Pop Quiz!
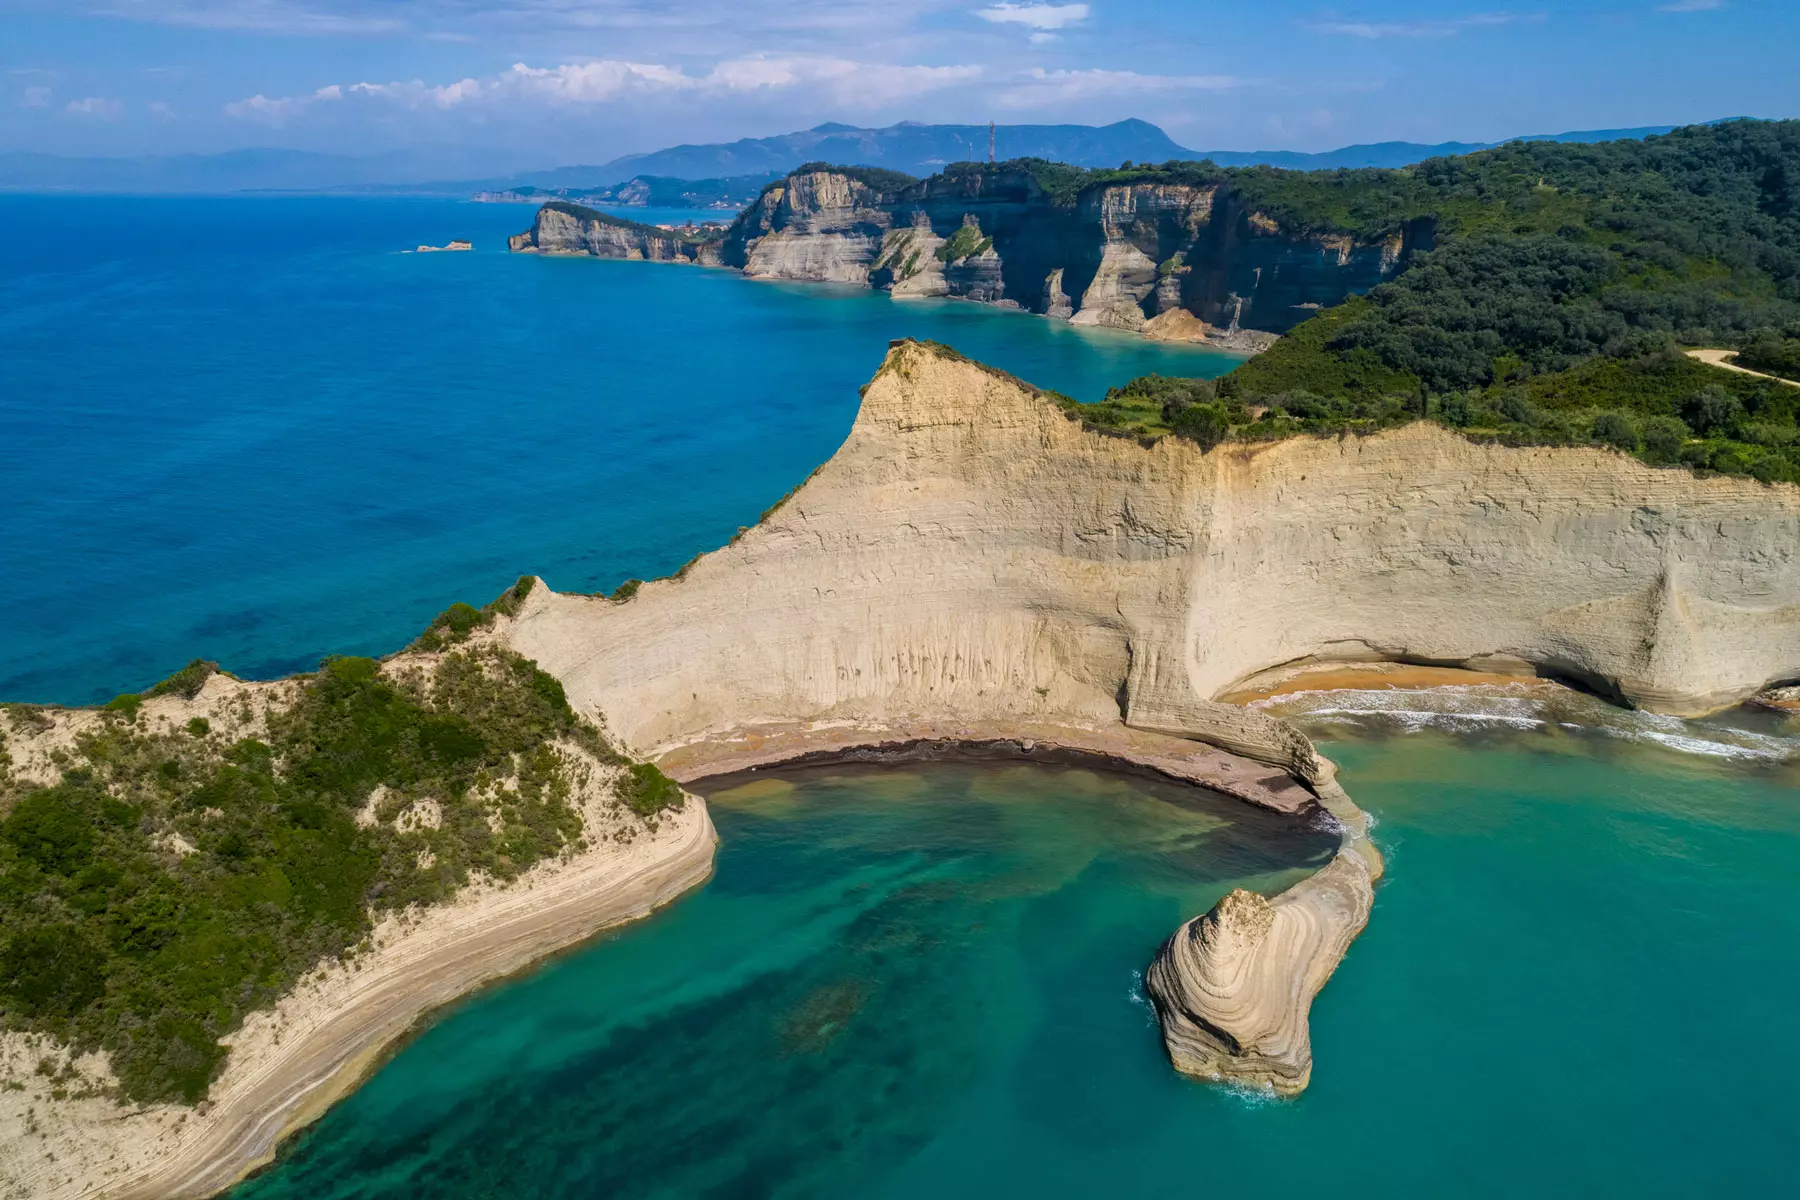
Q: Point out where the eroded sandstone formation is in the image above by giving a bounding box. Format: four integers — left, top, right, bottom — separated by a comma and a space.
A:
502, 340, 1800, 1092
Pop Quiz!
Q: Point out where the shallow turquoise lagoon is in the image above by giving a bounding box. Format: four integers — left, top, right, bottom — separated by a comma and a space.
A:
0, 195, 1235, 705
232, 705, 1800, 1200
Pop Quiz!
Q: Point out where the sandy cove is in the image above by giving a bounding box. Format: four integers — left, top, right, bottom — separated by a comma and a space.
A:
660, 715, 1324, 815
0, 797, 716, 1200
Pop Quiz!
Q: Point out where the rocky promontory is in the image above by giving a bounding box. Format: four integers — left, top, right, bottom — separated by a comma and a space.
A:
511, 162, 1434, 343
712, 164, 1430, 338
507, 201, 721, 264
499, 339, 1798, 1093
11, 340, 1798, 1199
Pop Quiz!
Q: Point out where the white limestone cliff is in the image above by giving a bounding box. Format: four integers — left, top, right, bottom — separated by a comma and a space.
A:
502, 339, 1800, 1092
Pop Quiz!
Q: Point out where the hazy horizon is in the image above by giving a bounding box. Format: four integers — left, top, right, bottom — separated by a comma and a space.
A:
3, 1, 1795, 171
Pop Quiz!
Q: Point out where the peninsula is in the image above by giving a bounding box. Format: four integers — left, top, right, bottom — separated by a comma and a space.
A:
4, 338, 1798, 1196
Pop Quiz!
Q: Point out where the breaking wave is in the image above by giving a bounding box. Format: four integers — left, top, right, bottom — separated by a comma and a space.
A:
1255, 682, 1799, 763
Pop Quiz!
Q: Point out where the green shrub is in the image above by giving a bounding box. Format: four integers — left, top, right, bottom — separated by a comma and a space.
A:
1640, 416, 1690, 462
1682, 385, 1747, 437
1169, 403, 1231, 449
143, 660, 217, 701
615, 762, 683, 818
102, 693, 142, 721
1593, 410, 1639, 450
413, 577, 536, 650
1735, 331, 1800, 382
935, 224, 986, 263
0, 644, 653, 1106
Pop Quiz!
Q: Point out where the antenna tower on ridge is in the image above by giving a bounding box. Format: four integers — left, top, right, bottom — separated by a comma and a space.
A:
988, 120, 995, 164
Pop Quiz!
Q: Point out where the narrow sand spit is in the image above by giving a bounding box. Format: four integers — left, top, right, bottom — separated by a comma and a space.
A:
0, 799, 716, 1200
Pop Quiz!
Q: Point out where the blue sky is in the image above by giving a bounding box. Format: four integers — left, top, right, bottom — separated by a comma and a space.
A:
2, 0, 1794, 166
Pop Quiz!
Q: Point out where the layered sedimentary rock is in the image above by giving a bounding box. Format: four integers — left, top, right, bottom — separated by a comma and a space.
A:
721, 170, 892, 282
1145, 759, 1380, 1094
517, 166, 1432, 339
507, 203, 719, 264
704, 167, 1433, 336
502, 340, 1799, 1091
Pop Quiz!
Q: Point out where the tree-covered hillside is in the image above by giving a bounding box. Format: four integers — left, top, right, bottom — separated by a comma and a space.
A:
0, 579, 683, 1107
1065, 120, 1800, 483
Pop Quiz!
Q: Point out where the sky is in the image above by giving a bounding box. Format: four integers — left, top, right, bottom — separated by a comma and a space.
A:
2, 0, 1795, 168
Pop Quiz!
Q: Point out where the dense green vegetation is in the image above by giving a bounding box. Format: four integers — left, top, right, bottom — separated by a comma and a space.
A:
1057, 121, 1800, 482
0, 581, 682, 1107
935, 223, 991, 263
1736, 328, 1800, 382
791, 162, 918, 193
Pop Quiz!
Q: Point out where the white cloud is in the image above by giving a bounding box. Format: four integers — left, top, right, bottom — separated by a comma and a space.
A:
1306, 12, 1522, 38
974, 3, 1090, 30
998, 67, 1245, 106
224, 83, 342, 122
65, 96, 127, 119
226, 55, 984, 123
20, 86, 53, 108
147, 100, 177, 119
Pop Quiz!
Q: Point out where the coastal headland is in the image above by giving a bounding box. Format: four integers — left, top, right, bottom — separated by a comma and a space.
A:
506, 161, 1418, 348
500, 339, 1798, 1095
4, 339, 1798, 1196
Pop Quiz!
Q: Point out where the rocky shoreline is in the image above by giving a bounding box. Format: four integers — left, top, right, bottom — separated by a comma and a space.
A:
505, 162, 1435, 348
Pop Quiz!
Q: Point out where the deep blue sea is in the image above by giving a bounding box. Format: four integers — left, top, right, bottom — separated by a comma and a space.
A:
0, 195, 1235, 705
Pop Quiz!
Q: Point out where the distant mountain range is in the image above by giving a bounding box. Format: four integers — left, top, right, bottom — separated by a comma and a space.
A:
0, 118, 1736, 195
513, 118, 1700, 186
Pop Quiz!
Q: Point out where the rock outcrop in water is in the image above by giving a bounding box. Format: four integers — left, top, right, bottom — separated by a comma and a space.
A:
508, 201, 720, 264
500, 340, 1800, 1093
514, 165, 1432, 342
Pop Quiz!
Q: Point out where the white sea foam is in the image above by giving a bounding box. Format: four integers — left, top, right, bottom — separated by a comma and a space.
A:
1257, 683, 1799, 763
1214, 1076, 1282, 1108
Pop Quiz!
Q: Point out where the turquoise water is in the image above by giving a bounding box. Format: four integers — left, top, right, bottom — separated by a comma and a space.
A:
231, 708, 1800, 1200
11, 196, 1800, 1198
0, 195, 1235, 706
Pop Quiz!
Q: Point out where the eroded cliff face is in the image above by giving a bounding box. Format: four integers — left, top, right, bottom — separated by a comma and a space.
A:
720, 171, 893, 282
501, 340, 1797, 1094
703, 169, 1428, 337
505, 341, 1800, 746
508, 205, 720, 264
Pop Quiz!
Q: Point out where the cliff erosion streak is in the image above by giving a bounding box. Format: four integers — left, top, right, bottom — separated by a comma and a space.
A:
500, 340, 1800, 1093
509, 167, 1436, 343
